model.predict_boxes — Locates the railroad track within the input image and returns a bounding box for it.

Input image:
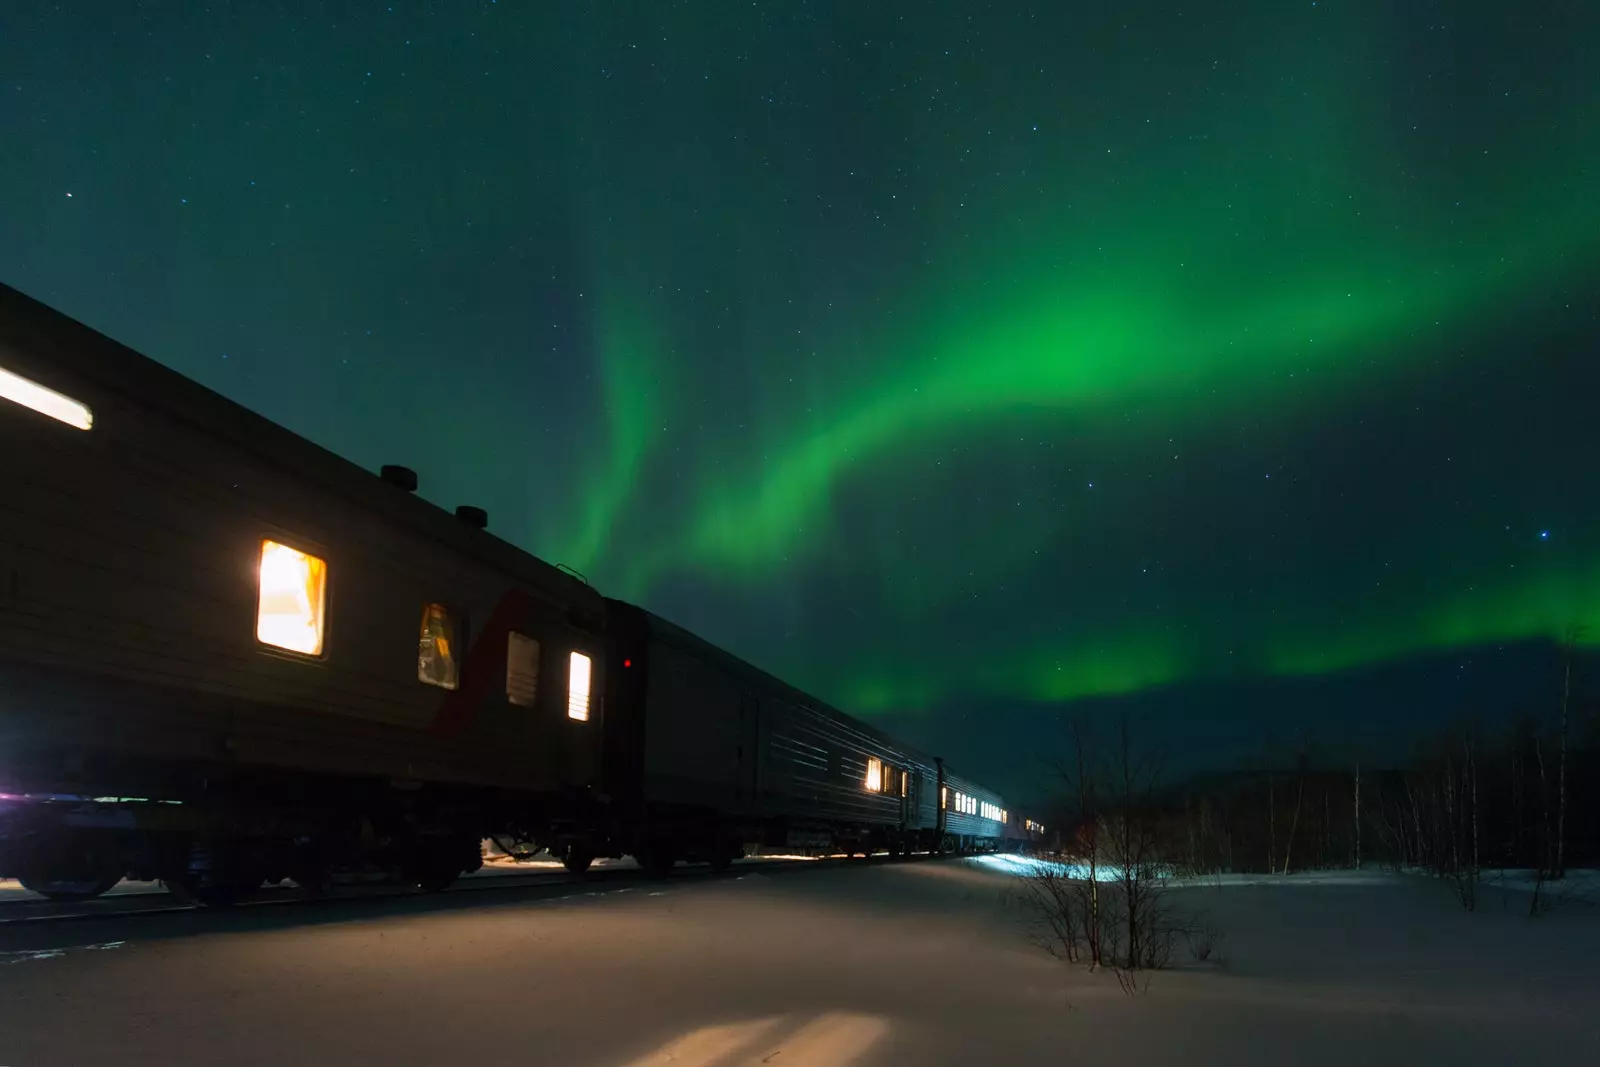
[0,851,919,927]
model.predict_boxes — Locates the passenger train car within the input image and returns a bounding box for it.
[596,602,1012,873]
[0,283,1032,904]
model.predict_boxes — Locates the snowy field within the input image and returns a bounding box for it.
[1,859,1596,1065]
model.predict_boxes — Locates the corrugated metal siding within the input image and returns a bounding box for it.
[941,769,1008,839]
[634,610,942,831]
[761,698,930,827]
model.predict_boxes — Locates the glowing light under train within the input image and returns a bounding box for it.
[974,853,1128,882]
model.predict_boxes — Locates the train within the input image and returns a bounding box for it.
[0,282,1040,906]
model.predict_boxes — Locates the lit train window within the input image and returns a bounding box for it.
[900,769,908,798]
[864,757,883,793]
[256,540,327,655]
[418,603,459,690]
[507,632,540,707]
[0,363,93,430]
[941,786,948,810]
[567,650,592,721]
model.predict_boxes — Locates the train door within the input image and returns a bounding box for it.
[738,695,761,815]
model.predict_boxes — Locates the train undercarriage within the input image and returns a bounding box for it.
[3,780,1003,907]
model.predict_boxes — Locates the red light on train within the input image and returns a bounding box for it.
[623,659,632,668]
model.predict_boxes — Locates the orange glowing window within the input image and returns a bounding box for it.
[567,650,592,721]
[865,757,883,793]
[256,540,327,655]
[900,769,908,798]
[418,603,459,690]
[941,786,948,810]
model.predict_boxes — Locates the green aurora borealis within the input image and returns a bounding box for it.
[3,2,1597,770]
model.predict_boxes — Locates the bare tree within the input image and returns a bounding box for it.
[1353,761,1362,868]
[1281,738,1309,875]
[1265,743,1277,875]
[1536,730,1552,878]
[1072,718,1103,968]
[1019,859,1082,962]
[1099,712,1177,972]
[1555,627,1584,880]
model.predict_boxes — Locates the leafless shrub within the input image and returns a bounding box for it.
[1019,861,1082,963]
[1022,711,1232,990]
[1529,866,1554,917]
[1184,916,1226,963]
[1113,965,1151,996]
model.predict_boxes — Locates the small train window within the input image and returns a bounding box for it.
[900,769,909,798]
[256,540,327,655]
[0,363,93,430]
[864,757,883,793]
[941,786,948,810]
[418,603,459,690]
[507,632,541,707]
[567,651,592,721]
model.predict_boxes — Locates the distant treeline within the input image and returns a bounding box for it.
[1038,713,1599,877]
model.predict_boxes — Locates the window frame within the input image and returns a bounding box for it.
[253,537,330,660]
[417,601,463,691]
[506,630,543,708]
[864,756,884,793]
[566,649,593,722]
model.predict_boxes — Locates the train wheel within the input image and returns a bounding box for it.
[163,841,264,908]
[562,846,595,876]
[19,873,121,902]
[16,833,125,902]
[408,834,478,892]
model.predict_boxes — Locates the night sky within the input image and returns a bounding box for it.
[4,3,1596,799]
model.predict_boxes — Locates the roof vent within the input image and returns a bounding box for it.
[455,505,488,529]
[380,465,418,492]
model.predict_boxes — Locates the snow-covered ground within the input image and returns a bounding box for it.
[0,859,1595,1064]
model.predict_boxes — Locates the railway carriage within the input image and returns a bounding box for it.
[597,601,1009,868]
[935,768,1010,855]
[0,282,1017,906]
[0,283,607,902]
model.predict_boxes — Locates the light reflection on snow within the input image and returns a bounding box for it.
[973,853,1128,882]
[613,1012,889,1067]
[0,940,127,966]
[974,855,1417,890]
